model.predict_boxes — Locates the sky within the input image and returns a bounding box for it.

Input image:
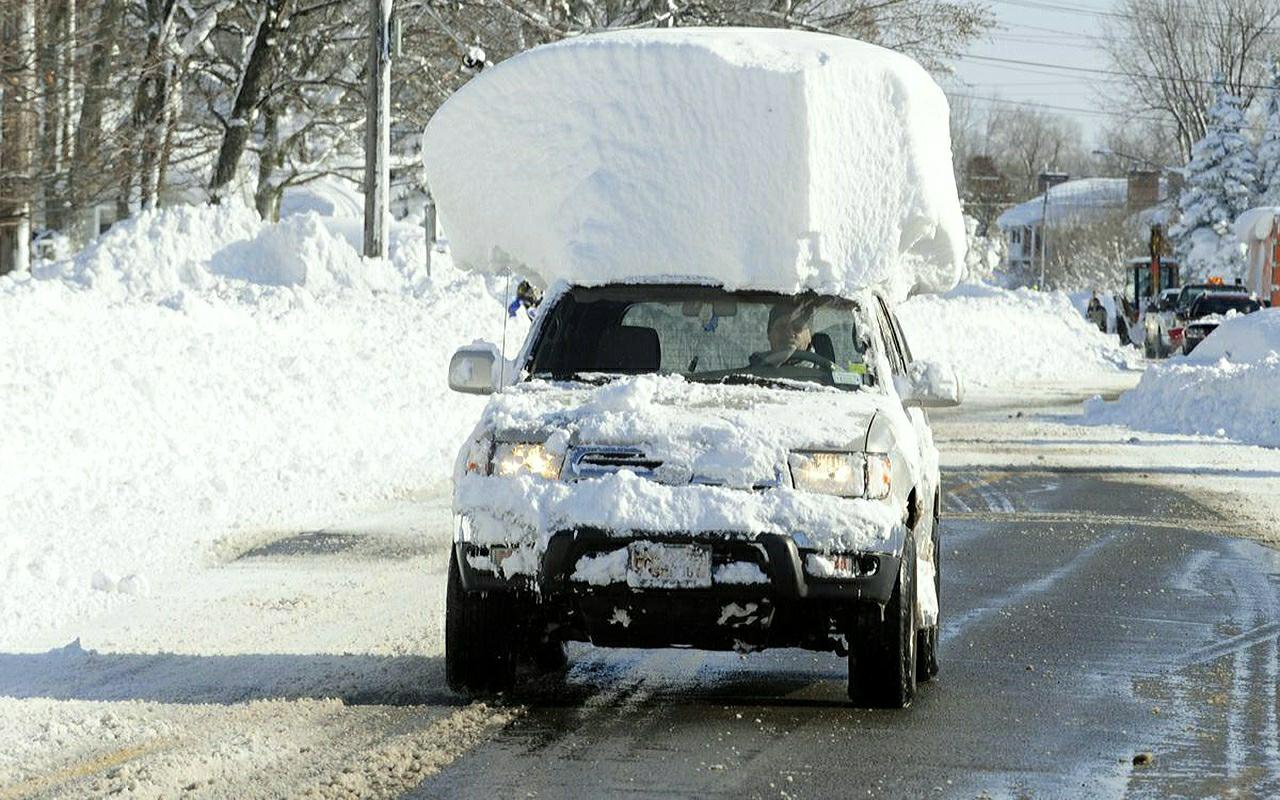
[945,0,1119,141]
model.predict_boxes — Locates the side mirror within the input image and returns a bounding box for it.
[897,360,963,408]
[448,342,501,395]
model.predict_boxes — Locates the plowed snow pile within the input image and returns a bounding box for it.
[897,283,1138,391]
[1085,309,1280,445]
[0,203,522,643]
[422,28,964,301]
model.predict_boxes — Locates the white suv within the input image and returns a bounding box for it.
[445,281,961,708]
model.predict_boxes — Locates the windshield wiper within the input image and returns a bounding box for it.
[696,373,797,390]
[530,371,618,385]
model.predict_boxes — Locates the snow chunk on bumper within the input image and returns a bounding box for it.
[422,28,964,301]
[455,470,903,554]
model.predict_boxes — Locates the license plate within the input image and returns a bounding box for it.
[626,541,712,589]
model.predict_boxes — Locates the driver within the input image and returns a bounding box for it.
[764,301,815,364]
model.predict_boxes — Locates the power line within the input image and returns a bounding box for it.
[1000,20,1109,37]
[946,91,1171,122]
[961,79,1099,87]
[987,0,1124,19]
[988,0,1280,34]
[943,50,1280,92]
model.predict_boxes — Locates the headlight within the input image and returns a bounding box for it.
[788,451,891,499]
[491,442,563,480]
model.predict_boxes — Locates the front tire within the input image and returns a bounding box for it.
[916,516,940,682]
[445,550,518,696]
[848,538,918,708]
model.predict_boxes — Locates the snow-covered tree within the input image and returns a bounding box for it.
[1257,59,1280,206]
[1171,82,1258,282]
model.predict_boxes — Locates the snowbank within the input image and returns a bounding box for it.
[422,28,964,301]
[1186,307,1280,363]
[1085,309,1280,445]
[897,283,1137,391]
[0,204,523,643]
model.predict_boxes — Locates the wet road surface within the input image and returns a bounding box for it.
[412,469,1280,799]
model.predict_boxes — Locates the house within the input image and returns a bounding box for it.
[997,171,1167,274]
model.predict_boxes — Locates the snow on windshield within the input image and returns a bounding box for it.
[422,28,964,302]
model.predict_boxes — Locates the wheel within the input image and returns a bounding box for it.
[529,638,569,674]
[445,549,518,696]
[848,538,918,708]
[916,516,940,682]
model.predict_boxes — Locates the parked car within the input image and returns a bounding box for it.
[446,283,961,708]
[1181,293,1262,354]
[1142,288,1182,357]
[1145,282,1245,358]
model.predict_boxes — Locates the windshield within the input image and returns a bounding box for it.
[1190,295,1259,317]
[527,285,877,391]
[1178,284,1239,312]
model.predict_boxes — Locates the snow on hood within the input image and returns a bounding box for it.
[475,374,888,486]
[456,470,903,556]
[421,28,964,302]
[453,375,909,557]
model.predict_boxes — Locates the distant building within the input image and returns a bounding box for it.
[996,171,1167,274]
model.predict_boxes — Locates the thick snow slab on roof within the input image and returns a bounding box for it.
[422,28,964,300]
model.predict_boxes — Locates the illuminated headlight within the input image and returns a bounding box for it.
[787,451,891,500]
[491,442,563,480]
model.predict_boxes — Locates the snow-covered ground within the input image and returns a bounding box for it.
[1085,309,1280,447]
[0,202,527,646]
[1,202,533,795]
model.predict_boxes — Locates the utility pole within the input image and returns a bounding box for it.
[363,0,393,259]
[1036,171,1069,289]
[1039,190,1048,288]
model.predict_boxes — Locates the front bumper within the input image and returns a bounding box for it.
[455,528,900,605]
[456,530,901,652]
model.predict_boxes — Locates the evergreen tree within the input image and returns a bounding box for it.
[1258,59,1280,206]
[1172,81,1259,282]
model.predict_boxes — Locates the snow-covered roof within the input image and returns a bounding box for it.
[422,28,965,301]
[996,177,1146,230]
[1233,206,1280,242]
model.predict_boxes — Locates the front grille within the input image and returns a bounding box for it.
[565,445,663,480]
[565,445,782,489]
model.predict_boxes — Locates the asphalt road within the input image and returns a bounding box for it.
[412,469,1280,799]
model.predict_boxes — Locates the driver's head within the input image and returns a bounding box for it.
[768,302,813,353]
